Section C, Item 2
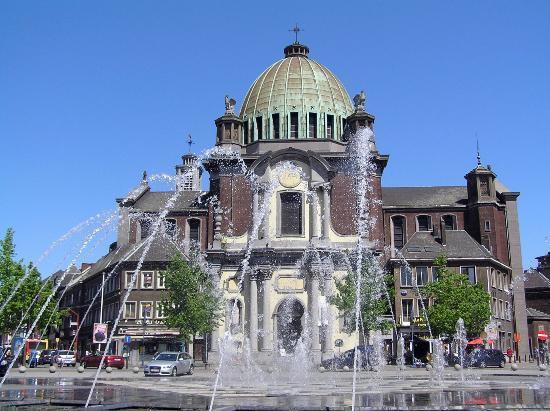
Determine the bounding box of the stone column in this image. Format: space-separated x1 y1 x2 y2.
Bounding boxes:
249 275 259 352
310 187 320 239
321 184 331 240
308 274 321 357
261 277 272 352
323 276 333 359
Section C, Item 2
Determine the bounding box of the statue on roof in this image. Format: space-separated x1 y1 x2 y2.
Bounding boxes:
225 95 236 114
353 90 366 111
142 170 147 182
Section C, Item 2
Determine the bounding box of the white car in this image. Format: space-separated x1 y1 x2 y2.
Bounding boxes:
54 350 77 367
144 352 194 377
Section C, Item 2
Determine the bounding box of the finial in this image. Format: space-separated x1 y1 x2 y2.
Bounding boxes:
476 137 481 166
289 24 303 44
187 134 193 153
142 170 147 182
353 90 366 111
224 95 236 114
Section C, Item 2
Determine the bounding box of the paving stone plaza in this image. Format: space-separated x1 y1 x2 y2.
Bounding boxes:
1 364 549 410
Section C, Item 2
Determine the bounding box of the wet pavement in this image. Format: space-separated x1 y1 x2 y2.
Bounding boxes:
0 364 549 409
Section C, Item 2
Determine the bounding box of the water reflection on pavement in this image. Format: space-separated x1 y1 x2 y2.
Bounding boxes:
0 376 549 409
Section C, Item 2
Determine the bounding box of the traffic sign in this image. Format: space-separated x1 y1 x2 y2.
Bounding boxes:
124 335 132 345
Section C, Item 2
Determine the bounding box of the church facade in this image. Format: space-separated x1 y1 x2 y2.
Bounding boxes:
58 40 529 362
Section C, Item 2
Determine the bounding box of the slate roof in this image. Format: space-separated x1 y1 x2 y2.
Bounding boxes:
133 190 207 212
524 269 550 289
526 307 550 320
382 186 468 208
70 235 188 285
399 230 494 261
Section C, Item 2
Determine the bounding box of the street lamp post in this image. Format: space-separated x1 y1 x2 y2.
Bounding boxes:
141 305 151 368
410 313 415 361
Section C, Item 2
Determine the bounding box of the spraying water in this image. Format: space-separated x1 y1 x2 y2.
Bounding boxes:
0 211 117 387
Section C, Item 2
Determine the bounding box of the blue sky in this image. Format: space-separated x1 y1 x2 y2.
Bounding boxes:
1 1 548 275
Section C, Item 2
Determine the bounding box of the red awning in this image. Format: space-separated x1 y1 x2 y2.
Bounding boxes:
468 338 484 345
538 331 548 341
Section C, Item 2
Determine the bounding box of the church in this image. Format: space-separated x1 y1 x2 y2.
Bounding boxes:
58 38 529 364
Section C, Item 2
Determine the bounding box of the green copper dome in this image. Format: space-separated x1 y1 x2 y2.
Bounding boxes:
239 43 354 144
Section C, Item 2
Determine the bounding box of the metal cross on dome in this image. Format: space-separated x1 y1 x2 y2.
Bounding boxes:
187 134 193 153
289 24 303 44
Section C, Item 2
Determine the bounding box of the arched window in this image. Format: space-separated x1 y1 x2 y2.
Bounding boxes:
442 214 456 230
188 219 200 243
280 192 303 236
391 215 406 249
416 215 432 232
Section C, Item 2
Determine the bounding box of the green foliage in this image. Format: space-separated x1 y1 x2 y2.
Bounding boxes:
162 252 223 342
424 255 491 338
330 253 393 335
0 228 64 335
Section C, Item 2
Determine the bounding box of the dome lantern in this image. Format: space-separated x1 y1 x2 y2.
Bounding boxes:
284 42 309 58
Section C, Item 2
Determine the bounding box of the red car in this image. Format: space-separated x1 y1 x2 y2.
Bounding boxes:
80 354 125 369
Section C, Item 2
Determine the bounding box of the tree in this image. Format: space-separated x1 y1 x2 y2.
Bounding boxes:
424 255 491 338
0 228 64 336
162 252 223 343
330 252 393 340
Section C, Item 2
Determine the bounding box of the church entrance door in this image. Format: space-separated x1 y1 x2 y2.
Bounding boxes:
276 298 304 354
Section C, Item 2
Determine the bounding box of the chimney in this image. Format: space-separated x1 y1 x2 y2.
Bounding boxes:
440 217 447 246
432 222 440 239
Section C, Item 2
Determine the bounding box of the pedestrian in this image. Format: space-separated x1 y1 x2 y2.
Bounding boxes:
122 348 129 369
506 347 513 363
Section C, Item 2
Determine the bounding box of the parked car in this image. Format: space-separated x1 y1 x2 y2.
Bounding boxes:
53 350 77 367
321 346 379 370
80 354 125 369
144 352 194 377
39 350 57 365
467 348 506 368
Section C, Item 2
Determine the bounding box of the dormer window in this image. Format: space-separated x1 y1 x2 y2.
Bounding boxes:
416 215 432 232
140 219 152 239
164 218 177 238
391 215 406 249
442 214 456 230
188 219 200 244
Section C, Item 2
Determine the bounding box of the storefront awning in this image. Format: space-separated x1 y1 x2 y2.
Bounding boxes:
537 331 548 341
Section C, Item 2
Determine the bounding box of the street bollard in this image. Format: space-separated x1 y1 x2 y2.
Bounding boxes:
18 366 26 373
49 365 56 373
511 363 518 371
105 366 113 373
454 364 462 371
132 366 140 374
77 366 85 373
